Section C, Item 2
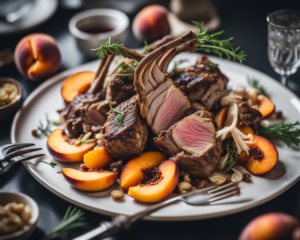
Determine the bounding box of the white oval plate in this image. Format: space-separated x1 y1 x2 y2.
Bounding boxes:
11 53 300 221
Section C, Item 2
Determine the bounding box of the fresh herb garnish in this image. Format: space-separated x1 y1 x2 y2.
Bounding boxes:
247 76 269 98
221 138 239 173
208 62 219 68
40 161 57 168
92 37 131 59
79 132 92 144
257 121 300 147
36 114 52 137
171 59 189 74
43 206 86 240
57 171 61 174
109 101 124 126
117 61 139 74
193 21 246 63
143 41 154 54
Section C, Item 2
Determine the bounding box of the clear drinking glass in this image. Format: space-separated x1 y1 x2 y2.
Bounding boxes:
267 9 300 86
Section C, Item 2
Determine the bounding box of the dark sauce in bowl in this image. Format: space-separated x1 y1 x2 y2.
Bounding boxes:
79 26 114 34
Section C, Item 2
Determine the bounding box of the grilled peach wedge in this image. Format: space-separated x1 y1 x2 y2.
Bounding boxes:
214 106 228 129
61 71 95 103
237 125 255 136
47 129 96 162
120 151 168 191
238 135 278 175
128 160 179 203
256 95 275 119
84 147 113 169
62 168 117 192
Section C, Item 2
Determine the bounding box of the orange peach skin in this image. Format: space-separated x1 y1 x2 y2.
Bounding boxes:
238 135 278 175
62 168 117 192
47 129 96 162
237 125 255 136
128 160 179 203
214 106 228 129
239 212 299 240
132 5 170 43
84 147 113 169
61 71 95 103
120 151 168 191
257 95 275 119
14 33 61 81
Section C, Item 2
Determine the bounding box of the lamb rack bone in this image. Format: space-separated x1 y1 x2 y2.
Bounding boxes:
87 52 116 94
134 30 196 103
146 35 172 53
158 39 197 73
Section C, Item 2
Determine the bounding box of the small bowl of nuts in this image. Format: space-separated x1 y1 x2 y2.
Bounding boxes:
0 77 23 122
0 192 39 240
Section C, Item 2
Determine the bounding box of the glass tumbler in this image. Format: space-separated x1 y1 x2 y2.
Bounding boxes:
267 9 300 86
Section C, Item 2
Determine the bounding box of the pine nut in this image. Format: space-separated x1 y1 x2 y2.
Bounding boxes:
177 182 192 194
111 190 124 201
183 174 191 183
95 132 104 140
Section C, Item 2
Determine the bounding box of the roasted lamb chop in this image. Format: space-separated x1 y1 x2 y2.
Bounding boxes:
155 110 221 178
172 56 229 111
238 101 262 130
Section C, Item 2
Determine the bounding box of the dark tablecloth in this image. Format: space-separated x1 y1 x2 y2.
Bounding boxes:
1 0 300 239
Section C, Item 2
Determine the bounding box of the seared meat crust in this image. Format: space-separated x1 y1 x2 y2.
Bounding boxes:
238 101 262 130
103 95 149 160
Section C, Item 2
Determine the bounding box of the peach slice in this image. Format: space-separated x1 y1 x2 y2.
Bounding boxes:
239 212 300 240
128 160 179 203
84 147 113 169
61 71 95 103
238 135 278 175
214 106 228 129
256 95 275 119
47 129 96 162
120 151 168 192
237 125 255 136
62 168 117 192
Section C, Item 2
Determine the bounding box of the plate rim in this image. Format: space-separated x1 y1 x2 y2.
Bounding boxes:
11 53 300 221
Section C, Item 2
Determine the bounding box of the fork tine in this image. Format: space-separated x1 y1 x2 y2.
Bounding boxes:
208 182 236 194
209 185 238 198
2 143 34 151
12 154 45 163
209 190 239 203
4 144 35 154
5 148 42 159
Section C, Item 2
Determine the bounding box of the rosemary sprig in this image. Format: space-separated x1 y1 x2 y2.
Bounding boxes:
92 37 131 59
37 114 52 137
171 59 189 74
247 76 269 98
208 62 219 68
143 41 154 54
44 206 86 240
193 21 246 63
57 171 61 174
221 138 239 173
40 161 57 168
118 61 139 74
109 101 124 126
257 121 300 147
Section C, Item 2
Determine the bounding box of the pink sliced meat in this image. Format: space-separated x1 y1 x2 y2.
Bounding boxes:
172 114 216 157
152 86 191 135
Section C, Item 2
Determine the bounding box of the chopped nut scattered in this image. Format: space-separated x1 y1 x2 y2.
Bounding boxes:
95 132 104 140
111 190 124 202
31 129 38 137
177 182 192 194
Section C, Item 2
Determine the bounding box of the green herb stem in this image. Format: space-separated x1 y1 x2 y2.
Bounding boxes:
257 121 300 147
221 138 239 173
40 161 57 168
247 76 270 98
109 101 124 126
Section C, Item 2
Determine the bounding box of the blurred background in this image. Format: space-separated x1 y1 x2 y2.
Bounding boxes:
1 0 300 239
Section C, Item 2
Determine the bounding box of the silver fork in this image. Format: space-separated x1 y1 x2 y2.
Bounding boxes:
73 182 245 240
0 143 44 172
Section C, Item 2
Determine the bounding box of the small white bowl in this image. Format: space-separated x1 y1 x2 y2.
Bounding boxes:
0 192 39 240
69 8 129 58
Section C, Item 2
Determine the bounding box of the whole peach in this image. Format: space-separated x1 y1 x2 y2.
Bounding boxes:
14 33 61 81
239 213 299 240
132 5 170 43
